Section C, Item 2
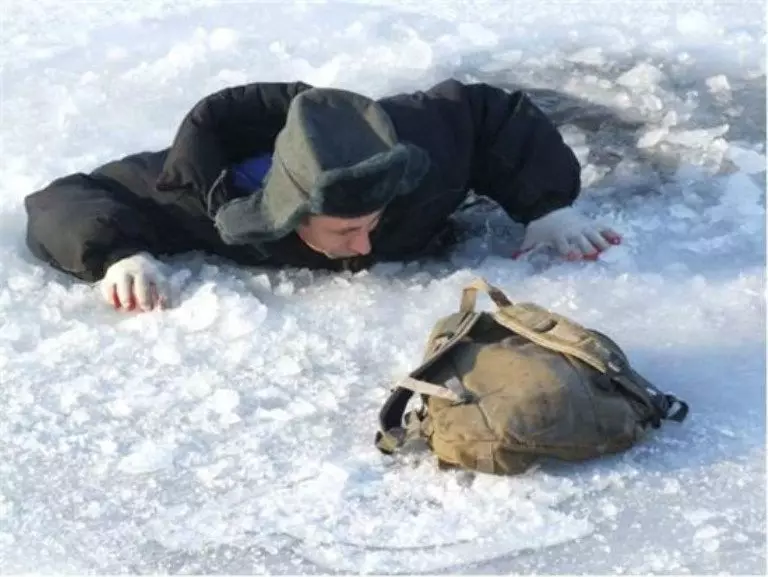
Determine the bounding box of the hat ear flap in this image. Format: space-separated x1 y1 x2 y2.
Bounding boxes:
310 144 414 216
398 143 431 196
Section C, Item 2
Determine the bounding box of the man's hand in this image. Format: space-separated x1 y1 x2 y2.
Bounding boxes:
100 252 171 312
513 206 622 261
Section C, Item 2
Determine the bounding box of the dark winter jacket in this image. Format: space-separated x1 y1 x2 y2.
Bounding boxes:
23 79 581 282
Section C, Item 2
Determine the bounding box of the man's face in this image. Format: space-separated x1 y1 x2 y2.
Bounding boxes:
296 210 383 259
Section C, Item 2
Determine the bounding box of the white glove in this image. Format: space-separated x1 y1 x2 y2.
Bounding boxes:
100 252 171 311
516 206 622 260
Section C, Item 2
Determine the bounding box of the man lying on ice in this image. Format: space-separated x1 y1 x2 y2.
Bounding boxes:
23 78 621 312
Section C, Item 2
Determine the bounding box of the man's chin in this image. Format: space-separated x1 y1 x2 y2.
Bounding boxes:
324 251 360 259
300 239 366 260
307 246 354 260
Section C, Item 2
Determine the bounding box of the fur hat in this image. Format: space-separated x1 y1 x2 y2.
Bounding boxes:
214 87 431 245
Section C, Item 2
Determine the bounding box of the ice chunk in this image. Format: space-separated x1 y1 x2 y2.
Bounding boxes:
208 389 240 414
315 390 339 410
559 125 587 147
693 525 722 551
669 204 698 220
185 376 212 399
665 125 729 148
581 164 611 188
153 340 183 365
726 145 766 174
290 399 317 418
661 110 679 128
98 439 118 455
714 426 736 438
638 93 664 114
0 496 13 519
107 399 132 418
684 509 718 527
313 462 349 490
275 281 295 296
59 390 80 413
219 412 241 426
196 459 230 487
706 74 731 94
70 408 90 425
571 144 590 165
566 47 605 66
596 245 631 265
81 501 102 519
176 283 220 331
273 355 302 377
117 440 176 474
457 23 498 47
676 10 721 38
661 478 681 494
249 274 272 292
488 49 523 68
222 302 267 339
616 63 664 88
253 407 292 421
7 273 45 293
637 127 668 148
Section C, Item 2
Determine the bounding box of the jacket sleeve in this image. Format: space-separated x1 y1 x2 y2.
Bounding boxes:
155 81 314 196
24 173 168 282
426 79 581 225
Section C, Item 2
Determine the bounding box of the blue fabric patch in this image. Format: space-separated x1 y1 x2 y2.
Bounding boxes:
231 154 273 191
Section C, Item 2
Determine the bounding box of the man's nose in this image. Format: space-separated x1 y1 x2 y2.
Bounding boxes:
349 231 372 255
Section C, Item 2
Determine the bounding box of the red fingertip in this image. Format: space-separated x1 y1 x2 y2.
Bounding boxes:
111 287 121 309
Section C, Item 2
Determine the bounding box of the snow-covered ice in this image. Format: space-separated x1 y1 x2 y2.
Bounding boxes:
0 0 765 574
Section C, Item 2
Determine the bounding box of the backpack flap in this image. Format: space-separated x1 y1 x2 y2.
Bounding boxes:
491 304 689 427
460 277 688 427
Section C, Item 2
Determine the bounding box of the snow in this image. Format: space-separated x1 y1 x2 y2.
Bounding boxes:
0 0 765 574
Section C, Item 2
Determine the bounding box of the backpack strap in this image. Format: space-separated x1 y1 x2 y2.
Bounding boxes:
460 277 512 311
461 278 689 427
375 310 481 455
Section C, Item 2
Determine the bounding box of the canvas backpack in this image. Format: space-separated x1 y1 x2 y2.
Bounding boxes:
375 277 689 475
